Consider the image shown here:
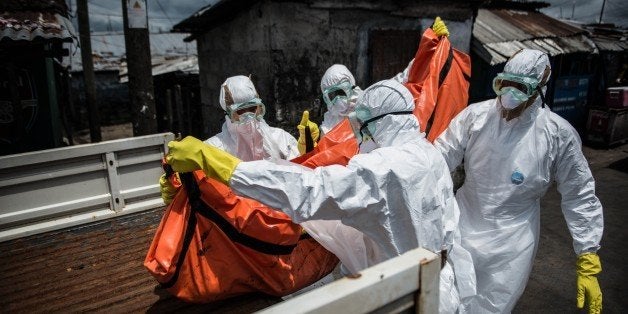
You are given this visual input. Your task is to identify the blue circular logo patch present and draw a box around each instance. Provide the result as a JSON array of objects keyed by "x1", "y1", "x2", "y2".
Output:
[{"x1": 511, "y1": 170, "x2": 525, "y2": 185}]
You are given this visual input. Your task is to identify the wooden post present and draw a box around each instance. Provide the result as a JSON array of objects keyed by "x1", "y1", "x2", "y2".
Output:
[
  {"x1": 5, "y1": 65, "x2": 24, "y2": 151},
  {"x1": 44, "y1": 51, "x2": 62, "y2": 147},
  {"x1": 165, "y1": 89, "x2": 173, "y2": 131},
  {"x1": 77, "y1": 0, "x2": 101, "y2": 142},
  {"x1": 174, "y1": 85, "x2": 184, "y2": 135},
  {"x1": 121, "y1": 0, "x2": 157, "y2": 136},
  {"x1": 184, "y1": 87, "x2": 192, "y2": 135}
]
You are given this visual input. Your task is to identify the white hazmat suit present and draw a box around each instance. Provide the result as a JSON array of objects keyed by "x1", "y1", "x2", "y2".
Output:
[
  {"x1": 435, "y1": 49, "x2": 604, "y2": 312},
  {"x1": 205, "y1": 75, "x2": 299, "y2": 161},
  {"x1": 229, "y1": 80, "x2": 475, "y2": 313}
]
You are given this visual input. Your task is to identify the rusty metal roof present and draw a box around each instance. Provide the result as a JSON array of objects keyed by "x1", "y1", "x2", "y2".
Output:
[
  {"x1": 592, "y1": 36, "x2": 628, "y2": 52},
  {"x1": 0, "y1": 11, "x2": 76, "y2": 42},
  {"x1": 69, "y1": 32, "x2": 197, "y2": 72},
  {"x1": 585, "y1": 25, "x2": 628, "y2": 52},
  {"x1": 119, "y1": 55, "x2": 199, "y2": 83},
  {"x1": 473, "y1": 8, "x2": 598, "y2": 65}
]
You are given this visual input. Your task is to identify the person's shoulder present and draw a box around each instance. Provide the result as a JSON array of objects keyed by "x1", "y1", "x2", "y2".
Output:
[
  {"x1": 545, "y1": 109, "x2": 580, "y2": 141},
  {"x1": 268, "y1": 125, "x2": 297, "y2": 140},
  {"x1": 365, "y1": 139, "x2": 433, "y2": 164},
  {"x1": 205, "y1": 132, "x2": 226, "y2": 148},
  {"x1": 451, "y1": 99, "x2": 494, "y2": 126},
  {"x1": 466, "y1": 99, "x2": 494, "y2": 115}
]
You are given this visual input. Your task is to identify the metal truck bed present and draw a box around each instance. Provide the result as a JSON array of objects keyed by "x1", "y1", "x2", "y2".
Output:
[{"x1": 0, "y1": 208, "x2": 281, "y2": 313}]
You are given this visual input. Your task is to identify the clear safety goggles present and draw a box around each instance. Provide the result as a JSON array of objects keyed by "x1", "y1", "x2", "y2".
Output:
[
  {"x1": 226, "y1": 98, "x2": 266, "y2": 124},
  {"x1": 322, "y1": 81, "x2": 354, "y2": 108},
  {"x1": 492, "y1": 73, "x2": 540, "y2": 102}
]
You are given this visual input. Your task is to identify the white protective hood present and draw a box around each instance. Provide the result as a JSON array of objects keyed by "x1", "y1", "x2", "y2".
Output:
[
  {"x1": 230, "y1": 79, "x2": 476, "y2": 313},
  {"x1": 435, "y1": 49, "x2": 603, "y2": 313}
]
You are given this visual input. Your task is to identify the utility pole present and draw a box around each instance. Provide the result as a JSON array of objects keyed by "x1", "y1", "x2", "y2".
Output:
[
  {"x1": 598, "y1": 0, "x2": 607, "y2": 24},
  {"x1": 121, "y1": 0, "x2": 157, "y2": 136},
  {"x1": 77, "y1": 0, "x2": 101, "y2": 142}
]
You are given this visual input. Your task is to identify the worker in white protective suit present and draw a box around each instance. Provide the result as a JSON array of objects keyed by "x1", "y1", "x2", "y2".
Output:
[
  {"x1": 297, "y1": 63, "x2": 414, "y2": 153},
  {"x1": 205, "y1": 75, "x2": 299, "y2": 161},
  {"x1": 296, "y1": 64, "x2": 363, "y2": 154},
  {"x1": 158, "y1": 75, "x2": 299, "y2": 204},
  {"x1": 165, "y1": 79, "x2": 476, "y2": 313},
  {"x1": 434, "y1": 49, "x2": 604, "y2": 313}
]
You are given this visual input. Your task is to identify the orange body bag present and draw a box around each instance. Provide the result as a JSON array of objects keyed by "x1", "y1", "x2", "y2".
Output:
[{"x1": 404, "y1": 28, "x2": 471, "y2": 142}]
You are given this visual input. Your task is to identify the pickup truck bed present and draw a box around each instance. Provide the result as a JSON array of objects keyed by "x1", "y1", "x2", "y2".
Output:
[{"x1": 0, "y1": 208, "x2": 281, "y2": 313}]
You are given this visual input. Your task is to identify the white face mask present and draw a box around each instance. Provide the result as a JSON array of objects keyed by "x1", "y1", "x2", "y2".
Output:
[
  {"x1": 229, "y1": 118, "x2": 265, "y2": 161},
  {"x1": 328, "y1": 96, "x2": 351, "y2": 116},
  {"x1": 499, "y1": 90, "x2": 526, "y2": 110}
]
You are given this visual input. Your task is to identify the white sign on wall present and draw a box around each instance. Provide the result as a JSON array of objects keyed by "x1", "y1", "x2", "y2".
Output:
[{"x1": 127, "y1": 0, "x2": 147, "y2": 29}]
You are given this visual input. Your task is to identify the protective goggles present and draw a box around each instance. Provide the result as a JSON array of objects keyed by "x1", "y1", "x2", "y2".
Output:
[
  {"x1": 492, "y1": 73, "x2": 540, "y2": 102},
  {"x1": 322, "y1": 81, "x2": 354, "y2": 108},
  {"x1": 226, "y1": 98, "x2": 266, "y2": 124}
]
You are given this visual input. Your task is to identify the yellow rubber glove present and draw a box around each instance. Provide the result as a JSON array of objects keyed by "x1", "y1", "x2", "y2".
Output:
[
  {"x1": 576, "y1": 253, "x2": 602, "y2": 314},
  {"x1": 159, "y1": 173, "x2": 179, "y2": 205},
  {"x1": 166, "y1": 136, "x2": 241, "y2": 185},
  {"x1": 297, "y1": 110, "x2": 320, "y2": 155},
  {"x1": 432, "y1": 16, "x2": 449, "y2": 37}
]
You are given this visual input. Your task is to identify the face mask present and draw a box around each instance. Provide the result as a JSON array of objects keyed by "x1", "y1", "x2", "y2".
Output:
[
  {"x1": 232, "y1": 118, "x2": 265, "y2": 161},
  {"x1": 328, "y1": 96, "x2": 350, "y2": 116},
  {"x1": 499, "y1": 89, "x2": 527, "y2": 110}
]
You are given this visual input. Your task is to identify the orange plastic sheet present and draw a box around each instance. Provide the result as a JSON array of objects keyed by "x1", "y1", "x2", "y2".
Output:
[
  {"x1": 143, "y1": 125, "x2": 357, "y2": 303},
  {"x1": 144, "y1": 171, "x2": 338, "y2": 303},
  {"x1": 404, "y1": 28, "x2": 471, "y2": 142},
  {"x1": 292, "y1": 119, "x2": 358, "y2": 168}
]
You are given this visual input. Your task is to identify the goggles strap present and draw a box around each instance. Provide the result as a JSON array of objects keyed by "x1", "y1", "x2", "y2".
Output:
[
  {"x1": 359, "y1": 110, "x2": 414, "y2": 135},
  {"x1": 536, "y1": 86, "x2": 547, "y2": 109}
]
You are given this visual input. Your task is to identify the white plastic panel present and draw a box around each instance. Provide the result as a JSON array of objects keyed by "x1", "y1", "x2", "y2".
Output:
[
  {"x1": 258, "y1": 247, "x2": 440, "y2": 314},
  {"x1": 0, "y1": 133, "x2": 175, "y2": 242}
]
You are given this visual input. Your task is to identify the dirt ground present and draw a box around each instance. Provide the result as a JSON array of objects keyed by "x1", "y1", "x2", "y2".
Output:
[{"x1": 514, "y1": 143, "x2": 628, "y2": 313}]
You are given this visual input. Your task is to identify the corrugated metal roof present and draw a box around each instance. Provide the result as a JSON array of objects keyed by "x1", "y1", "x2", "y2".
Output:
[
  {"x1": 473, "y1": 8, "x2": 597, "y2": 65},
  {"x1": 0, "y1": 11, "x2": 76, "y2": 42},
  {"x1": 69, "y1": 32, "x2": 197, "y2": 72},
  {"x1": 119, "y1": 55, "x2": 199, "y2": 83},
  {"x1": 592, "y1": 36, "x2": 628, "y2": 52}
]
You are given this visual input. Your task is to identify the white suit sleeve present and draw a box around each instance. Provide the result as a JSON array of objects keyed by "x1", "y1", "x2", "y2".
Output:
[
  {"x1": 266, "y1": 128, "x2": 300, "y2": 160},
  {"x1": 434, "y1": 108, "x2": 472, "y2": 171},
  {"x1": 229, "y1": 157, "x2": 382, "y2": 225},
  {"x1": 553, "y1": 127, "x2": 604, "y2": 255},
  {"x1": 283, "y1": 134, "x2": 300, "y2": 160}
]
